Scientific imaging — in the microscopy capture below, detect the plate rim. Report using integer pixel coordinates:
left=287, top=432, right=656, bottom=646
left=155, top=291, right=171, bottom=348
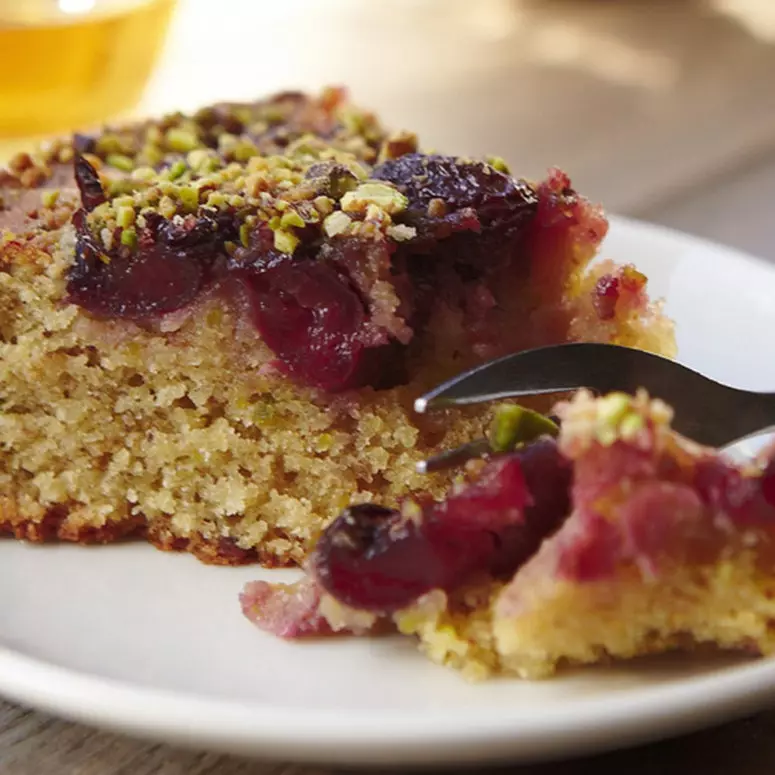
left=2, top=643, right=775, bottom=765
left=3, top=215, right=775, bottom=765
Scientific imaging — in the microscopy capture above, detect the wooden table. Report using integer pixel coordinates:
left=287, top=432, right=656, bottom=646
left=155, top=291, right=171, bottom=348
left=3, top=0, right=775, bottom=772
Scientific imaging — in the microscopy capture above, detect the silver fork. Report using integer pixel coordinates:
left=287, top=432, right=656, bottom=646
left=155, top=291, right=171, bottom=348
left=414, top=343, right=775, bottom=472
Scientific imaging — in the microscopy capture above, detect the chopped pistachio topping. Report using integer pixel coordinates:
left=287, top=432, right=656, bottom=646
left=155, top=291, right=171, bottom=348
left=116, top=206, right=135, bottom=228
left=166, top=160, right=187, bottom=180
left=620, top=412, right=645, bottom=440
left=280, top=209, right=305, bottom=229
left=323, top=210, right=352, bottom=237
left=314, top=195, right=334, bottom=216
left=120, top=227, right=137, bottom=248
left=187, top=148, right=216, bottom=172
left=218, top=133, right=239, bottom=153
left=386, top=223, right=417, bottom=242
left=41, top=189, right=59, bottom=209
left=165, top=128, right=198, bottom=153
left=60, top=91, right=544, bottom=276
left=593, top=392, right=648, bottom=446
left=488, top=404, right=559, bottom=453
left=234, top=140, right=259, bottom=162
left=106, top=154, right=134, bottom=172
left=274, top=229, right=300, bottom=254
left=206, top=191, right=227, bottom=209
left=596, top=392, right=631, bottom=426
left=95, top=134, right=131, bottom=155
left=239, top=222, right=252, bottom=248
left=341, top=182, right=407, bottom=215
left=486, top=155, right=511, bottom=174
left=131, top=166, right=157, bottom=182
left=158, top=195, right=177, bottom=219
left=178, top=186, right=199, bottom=212
left=140, top=144, right=163, bottom=166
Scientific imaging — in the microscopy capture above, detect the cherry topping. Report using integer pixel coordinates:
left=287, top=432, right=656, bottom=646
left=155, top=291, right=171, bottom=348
left=760, top=458, right=775, bottom=508
left=371, top=153, right=538, bottom=244
left=74, top=154, right=106, bottom=212
left=237, top=250, right=371, bottom=392
left=593, top=274, right=619, bottom=320
left=694, top=456, right=775, bottom=523
left=312, top=503, right=446, bottom=612
left=489, top=438, right=573, bottom=576
left=66, top=209, right=228, bottom=319
left=312, top=439, right=572, bottom=613
left=64, top=152, right=547, bottom=392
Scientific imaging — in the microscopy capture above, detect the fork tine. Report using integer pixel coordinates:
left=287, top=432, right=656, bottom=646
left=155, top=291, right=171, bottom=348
left=413, top=342, right=775, bottom=449
left=414, top=343, right=675, bottom=413
left=415, top=438, right=491, bottom=474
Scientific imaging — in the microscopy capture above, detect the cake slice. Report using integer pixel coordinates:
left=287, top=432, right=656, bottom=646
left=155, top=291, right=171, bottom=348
left=0, top=87, right=673, bottom=567
left=493, top=391, right=775, bottom=678
left=244, top=391, right=775, bottom=679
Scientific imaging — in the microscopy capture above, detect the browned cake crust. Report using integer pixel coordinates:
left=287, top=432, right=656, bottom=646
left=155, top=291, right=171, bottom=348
left=0, top=88, right=675, bottom=566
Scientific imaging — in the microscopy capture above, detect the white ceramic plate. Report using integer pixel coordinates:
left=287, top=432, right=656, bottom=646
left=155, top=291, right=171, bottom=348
left=3, top=216, right=775, bottom=767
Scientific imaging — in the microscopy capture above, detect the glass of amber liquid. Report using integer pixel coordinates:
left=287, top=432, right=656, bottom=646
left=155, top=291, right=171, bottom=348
left=0, top=0, right=176, bottom=137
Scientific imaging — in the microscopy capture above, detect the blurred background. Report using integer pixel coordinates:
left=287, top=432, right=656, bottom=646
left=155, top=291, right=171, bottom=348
left=0, top=0, right=773, bottom=257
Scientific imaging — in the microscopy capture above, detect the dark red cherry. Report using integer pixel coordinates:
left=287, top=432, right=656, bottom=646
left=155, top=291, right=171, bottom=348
left=312, top=440, right=571, bottom=613
left=311, top=503, right=448, bottom=612
left=237, top=247, right=374, bottom=392
left=371, top=153, right=538, bottom=243
left=593, top=273, right=619, bottom=321
left=74, top=154, right=106, bottom=211
left=694, top=456, right=775, bottom=524
left=66, top=209, right=228, bottom=319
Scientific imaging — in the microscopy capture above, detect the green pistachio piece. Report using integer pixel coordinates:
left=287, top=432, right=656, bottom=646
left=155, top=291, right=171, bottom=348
left=41, top=189, right=59, bottom=208
left=597, top=392, right=631, bottom=426
left=178, top=186, right=199, bottom=212
left=239, top=222, right=252, bottom=248
left=341, top=182, right=408, bottom=215
left=116, top=206, right=135, bottom=229
left=131, top=166, right=156, bottom=182
left=95, top=134, right=124, bottom=155
left=620, top=412, right=645, bottom=440
left=166, top=160, right=187, bottom=181
left=280, top=210, right=305, bottom=229
left=120, top=227, right=137, bottom=248
left=274, top=229, right=300, bottom=254
left=486, top=155, right=511, bottom=174
left=313, top=195, right=334, bottom=216
left=106, top=154, right=134, bottom=172
left=187, top=149, right=211, bottom=171
left=165, top=128, right=198, bottom=153
left=158, top=195, right=176, bottom=219
left=205, top=191, right=227, bottom=209
left=234, top=141, right=259, bottom=162
left=140, top=144, right=163, bottom=166
left=488, top=404, right=559, bottom=453
left=323, top=210, right=351, bottom=237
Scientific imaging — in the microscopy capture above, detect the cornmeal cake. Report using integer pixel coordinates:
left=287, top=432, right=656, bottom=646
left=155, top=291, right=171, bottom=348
left=0, top=88, right=674, bottom=567
left=245, top=392, right=775, bottom=679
